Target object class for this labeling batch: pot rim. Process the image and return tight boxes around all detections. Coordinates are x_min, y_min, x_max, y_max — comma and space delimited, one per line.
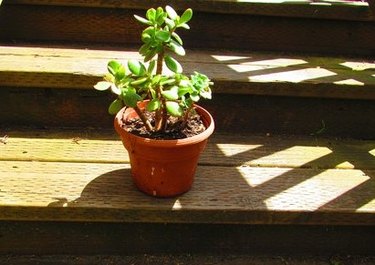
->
114, 103, 215, 147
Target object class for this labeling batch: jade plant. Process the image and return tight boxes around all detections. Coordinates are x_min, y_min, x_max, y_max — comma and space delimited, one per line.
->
94, 6, 212, 134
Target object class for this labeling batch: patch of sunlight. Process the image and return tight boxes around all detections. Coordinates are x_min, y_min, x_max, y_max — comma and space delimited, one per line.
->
250, 146, 332, 168
216, 143, 263, 158
369, 148, 375, 157
356, 199, 375, 213
211, 55, 250, 62
334, 79, 364, 86
249, 67, 336, 83
238, 167, 293, 187
336, 161, 355, 169
228, 58, 307, 73
264, 169, 370, 211
172, 199, 182, 210
340, 61, 375, 71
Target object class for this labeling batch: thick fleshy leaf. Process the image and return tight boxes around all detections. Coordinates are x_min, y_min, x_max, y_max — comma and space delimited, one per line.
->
128, 60, 146, 76
123, 90, 142, 108
164, 55, 183, 73
131, 77, 148, 86
94, 81, 111, 91
165, 18, 175, 30
180, 8, 193, 24
146, 98, 161, 112
169, 40, 186, 56
200, 87, 212, 99
146, 8, 156, 22
107, 60, 124, 77
161, 86, 179, 100
110, 84, 121, 95
155, 30, 171, 42
166, 101, 184, 117
166, 5, 178, 20
190, 93, 200, 102
134, 14, 152, 25
171, 32, 183, 45
178, 23, 190, 30
148, 60, 156, 74
108, 99, 123, 115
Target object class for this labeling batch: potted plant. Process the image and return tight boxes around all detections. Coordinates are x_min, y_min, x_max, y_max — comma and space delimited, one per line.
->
94, 6, 214, 197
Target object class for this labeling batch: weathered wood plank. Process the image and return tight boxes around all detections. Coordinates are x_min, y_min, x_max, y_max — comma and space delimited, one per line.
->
0, 160, 374, 225
1, 46, 374, 99
5, 0, 373, 21
0, 5, 373, 55
1, 130, 375, 170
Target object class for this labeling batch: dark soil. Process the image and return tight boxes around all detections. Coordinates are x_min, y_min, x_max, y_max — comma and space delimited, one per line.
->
123, 112, 206, 140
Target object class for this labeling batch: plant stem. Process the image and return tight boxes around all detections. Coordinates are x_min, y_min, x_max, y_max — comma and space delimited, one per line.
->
134, 105, 153, 132
181, 105, 193, 129
154, 51, 167, 132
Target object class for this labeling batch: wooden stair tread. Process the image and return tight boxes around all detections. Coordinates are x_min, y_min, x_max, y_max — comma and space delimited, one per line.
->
1, 129, 374, 225
6, 0, 374, 21
1, 46, 374, 100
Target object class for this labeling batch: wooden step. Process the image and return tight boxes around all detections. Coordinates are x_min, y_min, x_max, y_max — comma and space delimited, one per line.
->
0, 128, 374, 254
1, 129, 374, 224
1, 45, 374, 138
1, 0, 374, 55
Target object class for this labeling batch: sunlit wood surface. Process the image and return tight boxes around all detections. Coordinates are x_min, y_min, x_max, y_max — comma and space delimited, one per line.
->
1, 129, 374, 225
1, 46, 374, 99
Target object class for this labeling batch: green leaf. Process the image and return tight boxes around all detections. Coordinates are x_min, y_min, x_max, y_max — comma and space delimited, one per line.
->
171, 32, 183, 45
148, 60, 156, 74
155, 7, 167, 26
178, 23, 190, 30
161, 86, 179, 100
131, 77, 148, 86
146, 98, 161, 112
166, 101, 184, 117
108, 99, 124, 115
160, 77, 176, 86
169, 40, 186, 56
134, 14, 151, 25
123, 89, 142, 108
139, 43, 151, 56
180, 8, 193, 24
94, 81, 111, 91
155, 30, 171, 42
144, 49, 157, 62
165, 18, 175, 30
200, 87, 212, 99
128, 60, 146, 76
190, 93, 200, 102
178, 86, 192, 97
165, 55, 183, 74
146, 8, 156, 22
107, 60, 125, 79
166, 5, 179, 20
110, 84, 121, 95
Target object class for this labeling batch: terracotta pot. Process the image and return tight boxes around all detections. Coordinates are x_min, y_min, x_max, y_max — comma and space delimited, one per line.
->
114, 101, 215, 197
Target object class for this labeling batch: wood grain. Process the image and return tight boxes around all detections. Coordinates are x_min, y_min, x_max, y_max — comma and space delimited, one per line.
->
0, 4, 373, 55
6, 0, 374, 21
1, 46, 374, 99
0, 131, 374, 225
1, 130, 375, 170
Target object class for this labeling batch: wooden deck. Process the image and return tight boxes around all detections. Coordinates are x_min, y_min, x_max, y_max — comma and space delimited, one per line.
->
0, 1, 374, 255
1, 46, 374, 99
1, 129, 374, 225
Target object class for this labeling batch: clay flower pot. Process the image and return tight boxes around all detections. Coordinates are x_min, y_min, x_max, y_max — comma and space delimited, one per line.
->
114, 101, 215, 197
